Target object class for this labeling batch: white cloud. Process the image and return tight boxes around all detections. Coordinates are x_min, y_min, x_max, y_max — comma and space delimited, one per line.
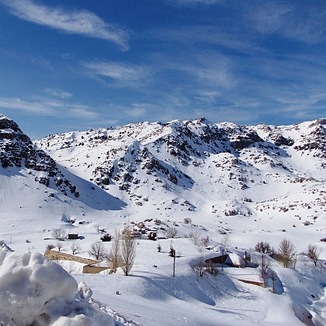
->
1, 0, 129, 50
150, 26, 263, 55
0, 97, 56, 115
83, 61, 150, 85
125, 105, 147, 118
68, 106, 99, 119
162, 52, 235, 90
45, 88, 73, 99
0, 96, 98, 120
249, 2, 326, 44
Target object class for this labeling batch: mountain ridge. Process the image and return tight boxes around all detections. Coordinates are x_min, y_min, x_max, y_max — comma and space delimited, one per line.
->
1, 113, 325, 235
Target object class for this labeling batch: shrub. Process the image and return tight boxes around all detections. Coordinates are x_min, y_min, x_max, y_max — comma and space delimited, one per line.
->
47, 244, 55, 250
184, 218, 192, 225
101, 234, 112, 242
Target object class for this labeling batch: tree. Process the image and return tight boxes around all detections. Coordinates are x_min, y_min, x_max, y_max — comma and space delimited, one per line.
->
108, 230, 121, 273
194, 256, 207, 277
306, 244, 321, 266
71, 241, 81, 255
278, 239, 296, 268
259, 254, 269, 284
52, 228, 66, 240
255, 241, 273, 255
166, 227, 178, 239
88, 242, 107, 261
189, 231, 201, 246
121, 226, 136, 276
56, 241, 63, 252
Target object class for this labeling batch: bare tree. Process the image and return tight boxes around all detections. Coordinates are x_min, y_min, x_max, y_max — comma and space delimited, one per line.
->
221, 234, 230, 252
56, 241, 64, 252
259, 254, 269, 284
278, 239, 296, 268
166, 227, 178, 239
189, 231, 201, 246
255, 241, 273, 255
193, 234, 216, 277
306, 244, 321, 266
121, 226, 136, 276
194, 256, 207, 277
89, 242, 107, 261
108, 230, 122, 273
71, 241, 81, 255
52, 228, 66, 240
193, 236, 206, 277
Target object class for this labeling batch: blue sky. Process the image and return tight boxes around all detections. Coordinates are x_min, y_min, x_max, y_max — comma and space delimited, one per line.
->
0, 0, 325, 139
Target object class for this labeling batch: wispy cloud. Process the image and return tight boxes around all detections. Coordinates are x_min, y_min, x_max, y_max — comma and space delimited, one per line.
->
1, 0, 129, 50
0, 97, 56, 115
150, 26, 263, 55
248, 2, 326, 44
83, 61, 151, 86
125, 104, 148, 118
156, 51, 235, 90
68, 106, 99, 119
44, 88, 73, 99
0, 96, 98, 120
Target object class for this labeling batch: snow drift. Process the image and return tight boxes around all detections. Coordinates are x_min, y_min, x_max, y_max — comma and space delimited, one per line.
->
0, 250, 113, 326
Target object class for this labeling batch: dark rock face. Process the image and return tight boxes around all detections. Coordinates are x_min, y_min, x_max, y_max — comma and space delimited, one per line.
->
0, 115, 56, 172
230, 130, 263, 150
0, 115, 79, 195
271, 134, 294, 147
293, 124, 326, 158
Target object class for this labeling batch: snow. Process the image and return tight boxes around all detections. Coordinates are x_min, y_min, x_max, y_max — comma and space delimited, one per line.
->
0, 250, 114, 326
0, 116, 326, 325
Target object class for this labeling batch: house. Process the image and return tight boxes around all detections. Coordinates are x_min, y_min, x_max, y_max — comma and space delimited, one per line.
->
68, 233, 79, 240
205, 252, 246, 268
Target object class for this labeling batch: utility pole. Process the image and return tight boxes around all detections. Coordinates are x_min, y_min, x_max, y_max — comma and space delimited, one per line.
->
173, 254, 176, 277
169, 244, 176, 277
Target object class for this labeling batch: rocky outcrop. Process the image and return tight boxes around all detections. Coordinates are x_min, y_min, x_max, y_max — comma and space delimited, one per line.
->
0, 114, 80, 196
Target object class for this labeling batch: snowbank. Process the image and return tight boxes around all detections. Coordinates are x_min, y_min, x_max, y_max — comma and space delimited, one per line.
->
0, 250, 113, 326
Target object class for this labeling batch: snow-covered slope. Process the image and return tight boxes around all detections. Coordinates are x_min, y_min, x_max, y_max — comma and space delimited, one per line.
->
1, 114, 326, 325
34, 117, 326, 245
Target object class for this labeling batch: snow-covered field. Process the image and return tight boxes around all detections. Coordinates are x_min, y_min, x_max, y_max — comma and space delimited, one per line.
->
1, 231, 326, 325
1, 181, 326, 326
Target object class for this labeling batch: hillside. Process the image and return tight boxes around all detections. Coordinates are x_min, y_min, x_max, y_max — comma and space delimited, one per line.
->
1, 114, 326, 325
34, 117, 326, 249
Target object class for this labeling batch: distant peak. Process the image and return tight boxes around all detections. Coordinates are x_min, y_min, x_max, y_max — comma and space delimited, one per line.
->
309, 118, 326, 128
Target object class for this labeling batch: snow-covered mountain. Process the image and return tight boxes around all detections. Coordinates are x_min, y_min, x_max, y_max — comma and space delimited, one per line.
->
1, 113, 325, 243
1, 114, 326, 325
0, 114, 126, 243
34, 117, 325, 230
